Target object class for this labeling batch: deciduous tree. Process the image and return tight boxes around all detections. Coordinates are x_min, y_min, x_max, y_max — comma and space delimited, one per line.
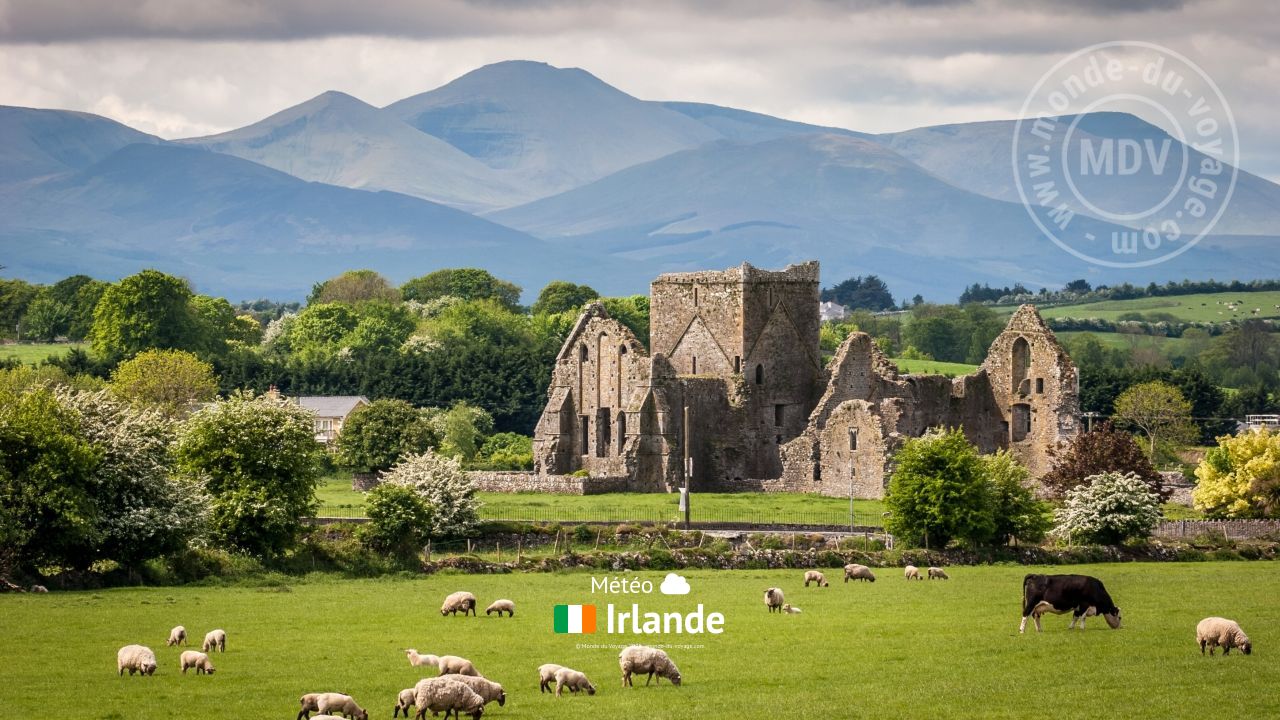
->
885, 429, 994, 547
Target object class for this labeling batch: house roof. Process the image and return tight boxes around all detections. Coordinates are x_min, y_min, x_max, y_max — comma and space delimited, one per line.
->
295, 396, 369, 419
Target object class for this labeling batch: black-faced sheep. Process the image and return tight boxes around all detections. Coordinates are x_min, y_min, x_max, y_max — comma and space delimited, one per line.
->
298, 692, 368, 720
179, 650, 215, 675
1197, 617, 1252, 656
485, 599, 515, 617
928, 567, 949, 580
441, 591, 478, 617
844, 564, 876, 582
764, 587, 785, 613
619, 644, 681, 687
803, 571, 829, 587
117, 644, 157, 676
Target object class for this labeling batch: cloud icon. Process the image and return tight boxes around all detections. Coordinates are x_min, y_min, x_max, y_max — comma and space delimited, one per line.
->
659, 573, 691, 595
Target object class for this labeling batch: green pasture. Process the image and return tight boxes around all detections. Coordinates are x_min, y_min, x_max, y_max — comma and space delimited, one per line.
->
1056, 330, 1193, 354
1, 563, 1273, 719
1011, 291, 1280, 323
890, 357, 980, 376
0, 342, 84, 364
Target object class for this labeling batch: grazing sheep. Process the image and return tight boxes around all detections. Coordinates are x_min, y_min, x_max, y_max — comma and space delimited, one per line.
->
928, 567, 949, 580
844, 564, 876, 583
116, 644, 157, 677
1196, 617, 1252, 656
764, 587, 785, 613
619, 645, 681, 687
202, 629, 226, 653
553, 667, 596, 697
298, 692, 369, 720
441, 591, 478, 617
782, 604, 802, 614
167, 625, 187, 647
803, 571, 828, 587
435, 655, 480, 677
538, 663, 566, 693
413, 677, 486, 720
30, 584, 48, 593
406, 649, 439, 668
393, 688, 417, 718
440, 674, 507, 707
904, 565, 923, 581
484, 599, 515, 617
179, 650, 215, 675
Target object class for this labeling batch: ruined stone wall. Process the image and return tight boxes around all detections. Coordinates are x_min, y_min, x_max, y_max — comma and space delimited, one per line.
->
650, 267, 746, 368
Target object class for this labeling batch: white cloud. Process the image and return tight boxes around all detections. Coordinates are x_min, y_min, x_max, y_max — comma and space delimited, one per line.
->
659, 573, 691, 595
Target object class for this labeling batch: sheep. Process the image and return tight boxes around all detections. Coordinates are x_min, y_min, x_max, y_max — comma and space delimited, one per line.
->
413, 677, 486, 720
202, 629, 226, 653
844, 564, 876, 583
904, 565, 923, 581
298, 692, 369, 720
439, 673, 507, 707
803, 571, 828, 587
179, 650, 215, 675
619, 644, 681, 687
538, 663, 566, 693
553, 667, 596, 697
116, 644, 157, 677
928, 567, 949, 580
1196, 617, 1252, 656
782, 604, 802, 614
167, 625, 187, 647
30, 584, 48, 593
485, 599, 515, 617
406, 649, 439, 668
393, 688, 417, 718
764, 587, 785, 613
436, 655, 480, 677
441, 591, 478, 617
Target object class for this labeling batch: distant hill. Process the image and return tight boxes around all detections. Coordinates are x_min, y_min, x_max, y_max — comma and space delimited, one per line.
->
0, 106, 160, 184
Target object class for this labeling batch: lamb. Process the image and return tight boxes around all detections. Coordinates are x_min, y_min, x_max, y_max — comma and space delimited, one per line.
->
406, 649, 439, 668
553, 667, 596, 697
928, 567, 950, 580
179, 650, 215, 675
904, 565, 923, 581
844, 564, 876, 583
485, 599, 515, 617
167, 625, 187, 647
413, 677, 486, 720
297, 692, 369, 720
764, 587, 785, 613
393, 688, 417, 718
782, 604, 802, 614
619, 644, 682, 687
116, 644, 157, 676
803, 571, 829, 587
439, 673, 507, 707
1196, 617, 1252, 656
538, 663, 566, 693
436, 655, 480, 677
441, 591, 478, 617
202, 629, 226, 653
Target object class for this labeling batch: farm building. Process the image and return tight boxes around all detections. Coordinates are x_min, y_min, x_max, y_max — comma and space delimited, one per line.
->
294, 395, 369, 443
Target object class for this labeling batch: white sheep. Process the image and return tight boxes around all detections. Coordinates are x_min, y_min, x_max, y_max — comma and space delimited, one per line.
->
167, 625, 187, 647
413, 677, 486, 720
803, 571, 829, 587
393, 688, 417, 718
553, 666, 596, 697
538, 663, 566, 693
439, 673, 507, 707
116, 644, 157, 676
202, 629, 226, 653
619, 645, 681, 687
441, 591, 478, 617
179, 650, 215, 675
1196, 617, 1252, 656
782, 604, 802, 614
406, 649, 439, 668
904, 565, 923, 581
297, 692, 369, 720
30, 584, 48, 593
485, 599, 515, 617
764, 587, 785, 613
844, 564, 876, 582
928, 567, 949, 580
436, 655, 480, 677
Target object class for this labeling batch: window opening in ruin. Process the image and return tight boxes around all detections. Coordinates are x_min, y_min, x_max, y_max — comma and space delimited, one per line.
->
1012, 404, 1031, 442
1011, 337, 1030, 394
598, 408, 611, 457
619, 344, 627, 355
692, 355, 698, 374
693, 285, 699, 306
580, 344, 589, 362
755, 364, 764, 385
776, 434, 782, 444
774, 404, 784, 426
734, 356, 741, 373
617, 412, 627, 452
1036, 378, 1044, 394
579, 415, 590, 454
849, 428, 858, 451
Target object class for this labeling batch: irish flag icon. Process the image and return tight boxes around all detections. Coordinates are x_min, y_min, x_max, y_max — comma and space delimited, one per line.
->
553, 604, 597, 634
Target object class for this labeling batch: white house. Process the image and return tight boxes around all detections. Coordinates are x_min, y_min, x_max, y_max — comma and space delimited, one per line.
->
295, 396, 370, 443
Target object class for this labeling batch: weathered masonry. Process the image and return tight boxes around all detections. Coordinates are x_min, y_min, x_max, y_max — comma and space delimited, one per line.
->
532, 262, 1079, 498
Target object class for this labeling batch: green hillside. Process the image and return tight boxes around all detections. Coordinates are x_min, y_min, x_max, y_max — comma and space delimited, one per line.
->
1001, 291, 1280, 323
891, 357, 979, 376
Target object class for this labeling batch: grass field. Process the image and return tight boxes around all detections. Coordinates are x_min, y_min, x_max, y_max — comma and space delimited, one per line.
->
1, 563, 1274, 719
1013, 291, 1280, 323
1057, 331, 1193, 354
0, 342, 85, 364
890, 357, 980, 376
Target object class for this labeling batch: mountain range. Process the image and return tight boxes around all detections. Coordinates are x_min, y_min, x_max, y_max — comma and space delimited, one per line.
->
2, 60, 1278, 301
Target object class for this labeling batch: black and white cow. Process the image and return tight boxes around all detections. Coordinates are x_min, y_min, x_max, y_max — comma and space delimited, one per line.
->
1020, 574, 1121, 633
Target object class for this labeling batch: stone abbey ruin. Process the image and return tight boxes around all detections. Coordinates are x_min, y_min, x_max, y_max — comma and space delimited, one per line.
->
531, 262, 1079, 498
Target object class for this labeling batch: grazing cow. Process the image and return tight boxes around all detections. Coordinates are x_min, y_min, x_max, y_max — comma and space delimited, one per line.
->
1020, 574, 1121, 633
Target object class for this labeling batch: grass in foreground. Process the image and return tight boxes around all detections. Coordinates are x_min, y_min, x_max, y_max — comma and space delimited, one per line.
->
0, 341, 85, 364
0, 563, 1273, 720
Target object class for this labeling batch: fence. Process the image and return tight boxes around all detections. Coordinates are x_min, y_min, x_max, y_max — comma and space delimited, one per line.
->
311, 505, 886, 530
1154, 519, 1280, 540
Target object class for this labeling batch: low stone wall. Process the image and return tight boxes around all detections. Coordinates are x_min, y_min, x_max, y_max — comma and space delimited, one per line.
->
1155, 519, 1280, 540
465, 471, 629, 495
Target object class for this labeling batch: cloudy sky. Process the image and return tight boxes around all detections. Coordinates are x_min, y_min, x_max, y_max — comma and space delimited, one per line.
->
2, 0, 1278, 180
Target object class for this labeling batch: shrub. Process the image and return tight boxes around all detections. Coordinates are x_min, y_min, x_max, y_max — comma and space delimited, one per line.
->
983, 450, 1051, 545
361, 483, 433, 559
1042, 422, 1164, 498
1053, 471, 1162, 545
885, 429, 994, 547
378, 451, 481, 539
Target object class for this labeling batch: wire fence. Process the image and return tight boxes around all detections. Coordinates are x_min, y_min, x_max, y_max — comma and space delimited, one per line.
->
312, 504, 886, 529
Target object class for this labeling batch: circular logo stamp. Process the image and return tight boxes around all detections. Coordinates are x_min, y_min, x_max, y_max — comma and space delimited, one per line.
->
1012, 41, 1238, 268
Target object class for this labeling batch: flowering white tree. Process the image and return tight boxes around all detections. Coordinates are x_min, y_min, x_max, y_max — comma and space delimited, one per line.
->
379, 451, 481, 538
1053, 471, 1162, 545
